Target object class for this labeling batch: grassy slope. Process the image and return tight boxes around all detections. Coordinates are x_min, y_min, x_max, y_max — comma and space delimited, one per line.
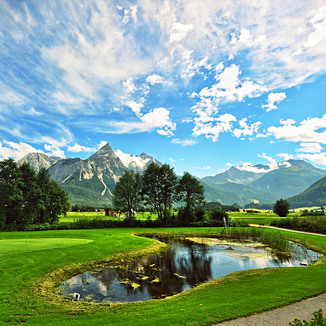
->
1, 227, 326, 325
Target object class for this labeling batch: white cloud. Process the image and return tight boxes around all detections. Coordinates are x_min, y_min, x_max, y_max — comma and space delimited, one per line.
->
306, 6, 326, 48
67, 144, 96, 153
235, 162, 269, 174
192, 64, 266, 128
44, 144, 65, 158
98, 141, 108, 149
257, 153, 278, 170
146, 74, 172, 86
172, 138, 198, 146
123, 78, 137, 94
297, 152, 326, 165
53, 91, 82, 105
192, 113, 236, 142
262, 92, 286, 112
125, 100, 144, 116
169, 22, 193, 43
109, 107, 176, 136
43, 2, 152, 99
0, 140, 42, 161
267, 115, 326, 143
233, 118, 261, 138
296, 142, 323, 153
236, 153, 289, 173
277, 153, 294, 161
180, 51, 212, 80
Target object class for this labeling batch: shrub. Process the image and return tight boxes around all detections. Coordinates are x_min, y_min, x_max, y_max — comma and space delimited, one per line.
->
289, 309, 326, 326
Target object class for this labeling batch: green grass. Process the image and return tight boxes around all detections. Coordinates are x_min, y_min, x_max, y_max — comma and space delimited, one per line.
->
1, 227, 326, 325
59, 211, 159, 223
0, 238, 93, 255
229, 211, 302, 226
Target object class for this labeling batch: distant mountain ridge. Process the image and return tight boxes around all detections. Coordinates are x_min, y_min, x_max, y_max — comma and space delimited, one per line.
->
201, 159, 326, 206
16, 145, 326, 208
287, 175, 326, 208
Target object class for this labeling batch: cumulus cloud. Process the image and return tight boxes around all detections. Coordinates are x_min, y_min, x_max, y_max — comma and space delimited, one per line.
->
109, 107, 176, 136
180, 51, 212, 80
277, 153, 294, 161
296, 142, 323, 153
146, 74, 172, 86
235, 153, 289, 173
67, 144, 96, 153
267, 115, 326, 143
233, 118, 261, 138
172, 138, 198, 146
262, 92, 286, 112
192, 113, 236, 142
44, 144, 65, 158
191, 64, 266, 129
297, 152, 326, 165
0, 140, 42, 161
125, 100, 144, 116
235, 162, 269, 174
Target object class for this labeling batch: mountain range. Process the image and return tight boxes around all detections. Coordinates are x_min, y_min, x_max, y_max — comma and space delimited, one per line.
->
17, 143, 326, 208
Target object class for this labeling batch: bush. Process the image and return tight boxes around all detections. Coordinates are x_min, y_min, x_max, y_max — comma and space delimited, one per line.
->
289, 309, 326, 325
271, 216, 326, 234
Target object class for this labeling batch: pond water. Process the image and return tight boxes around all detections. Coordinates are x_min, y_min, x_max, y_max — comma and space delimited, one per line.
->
57, 237, 321, 304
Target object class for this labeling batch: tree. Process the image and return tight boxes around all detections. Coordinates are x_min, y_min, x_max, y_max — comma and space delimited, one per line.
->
273, 198, 290, 217
0, 159, 24, 226
112, 170, 142, 219
36, 168, 69, 224
0, 160, 69, 228
19, 163, 40, 225
142, 163, 177, 221
176, 172, 205, 222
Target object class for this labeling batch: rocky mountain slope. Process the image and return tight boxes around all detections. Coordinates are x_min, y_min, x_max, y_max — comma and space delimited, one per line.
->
17, 152, 61, 172
18, 143, 160, 206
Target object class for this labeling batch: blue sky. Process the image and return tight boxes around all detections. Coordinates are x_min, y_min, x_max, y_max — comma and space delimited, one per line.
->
1, 0, 326, 177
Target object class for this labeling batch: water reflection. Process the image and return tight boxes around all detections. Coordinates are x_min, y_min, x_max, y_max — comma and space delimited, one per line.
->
57, 237, 321, 304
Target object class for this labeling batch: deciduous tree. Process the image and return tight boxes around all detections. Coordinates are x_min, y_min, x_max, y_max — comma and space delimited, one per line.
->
142, 163, 177, 220
273, 198, 290, 217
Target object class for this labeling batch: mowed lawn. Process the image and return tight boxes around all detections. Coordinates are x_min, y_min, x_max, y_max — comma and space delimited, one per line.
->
1, 227, 326, 325
229, 210, 301, 226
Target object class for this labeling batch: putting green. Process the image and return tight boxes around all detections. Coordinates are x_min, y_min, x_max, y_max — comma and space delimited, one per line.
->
0, 238, 93, 255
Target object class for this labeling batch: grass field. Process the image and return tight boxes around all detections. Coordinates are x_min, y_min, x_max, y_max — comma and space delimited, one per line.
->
59, 211, 159, 223
229, 210, 293, 226
1, 225, 326, 325
59, 210, 303, 226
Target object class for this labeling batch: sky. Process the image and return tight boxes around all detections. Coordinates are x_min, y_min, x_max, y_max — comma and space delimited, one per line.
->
0, 0, 326, 178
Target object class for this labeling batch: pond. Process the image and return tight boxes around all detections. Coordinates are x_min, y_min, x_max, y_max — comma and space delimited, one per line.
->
56, 237, 321, 304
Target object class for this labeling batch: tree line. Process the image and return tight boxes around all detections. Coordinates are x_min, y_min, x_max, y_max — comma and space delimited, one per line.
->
112, 162, 206, 224
0, 159, 70, 229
